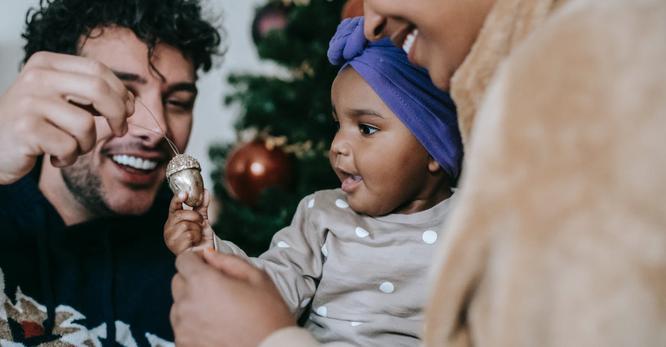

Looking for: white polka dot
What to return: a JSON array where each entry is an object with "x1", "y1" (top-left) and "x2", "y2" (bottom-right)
[
  {"x1": 355, "y1": 227, "x2": 369, "y2": 238},
  {"x1": 350, "y1": 321, "x2": 363, "y2": 327},
  {"x1": 277, "y1": 241, "x2": 290, "y2": 248},
  {"x1": 335, "y1": 199, "x2": 349, "y2": 208},
  {"x1": 300, "y1": 298, "x2": 311, "y2": 308},
  {"x1": 422, "y1": 230, "x2": 438, "y2": 244},
  {"x1": 307, "y1": 198, "x2": 315, "y2": 208},
  {"x1": 315, "y1": 306, "x2": 328, "y2": 317},
  {"x1": 321, "y1": 244, "x2": 328, "y2": 257},
  {"x1": 379, "y1": 281, "x2": 395, "y2": 293}
]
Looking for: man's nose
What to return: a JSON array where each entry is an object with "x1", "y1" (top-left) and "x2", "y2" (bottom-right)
[
  {"x1": 128, "y1": 96, "x2": 167, "y2": 147},
  {"x1": 364, "y1": 2, "x2": 388, "y2": 41}
]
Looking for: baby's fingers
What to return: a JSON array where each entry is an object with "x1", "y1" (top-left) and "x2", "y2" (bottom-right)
[
  {"x1": 166, "y1": 221, "x2": 203, "y2": 254},
  {"x1": 169, "y1": 192, "x2": 188, "y2": 213},
  {"x1": 195, "y1": 190, "x2": 211, "y2": 221}
]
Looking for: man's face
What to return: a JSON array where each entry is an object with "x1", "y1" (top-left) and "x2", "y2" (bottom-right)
[
  {"x1": 363, "y1": 0, "x2": 495, "y2": 90},
  {"x1": 329, "y1": 68, "x2": 436, "y2": 216},
  {"x1": 62, "y1": 26, "x2": 197, "y2": 216}
]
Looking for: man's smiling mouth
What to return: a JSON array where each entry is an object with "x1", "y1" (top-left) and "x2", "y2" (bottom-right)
[{"x1": 111, "y1": 154, "x2": 159, "y2": 171}]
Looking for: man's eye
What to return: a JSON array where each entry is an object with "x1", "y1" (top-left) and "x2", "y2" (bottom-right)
[
  {"x1": 166, "y1": 99, "x2": 194, "y2": 111},
  {"x1": 358, "y1": 123, "x2": 379, "y2": 135}
]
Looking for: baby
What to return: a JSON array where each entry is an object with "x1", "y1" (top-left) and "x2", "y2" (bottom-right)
[{"x1": 164, "y1": 17, "x2": 463, "y2": 346}]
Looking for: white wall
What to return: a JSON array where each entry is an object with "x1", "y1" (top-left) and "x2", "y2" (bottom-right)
[{"x1": 0, "y1": 0, "x2": 275, "y2": 190}]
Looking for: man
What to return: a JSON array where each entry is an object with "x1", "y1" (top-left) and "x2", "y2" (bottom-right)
[
  {"x1": 0, "y1": 0, "x2": 221, "y2": 345},
  {"x1": 170, "y1": 0, "x2": 666, "y2": 346}
]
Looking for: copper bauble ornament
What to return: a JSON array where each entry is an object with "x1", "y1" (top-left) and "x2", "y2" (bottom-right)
[
  {"x1": 224, "y1": 140, "x2": 292, "y2": 206},
  {"x1": 166, "y1": 154, "x2": 204, "y2": 207}
]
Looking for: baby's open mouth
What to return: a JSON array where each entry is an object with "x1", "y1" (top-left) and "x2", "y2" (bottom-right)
[{"x1": 341, "y1": 173, "x2": 362, "y2": 193}]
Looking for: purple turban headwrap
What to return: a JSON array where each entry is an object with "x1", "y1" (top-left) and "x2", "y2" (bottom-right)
[{"x1": 327, "y1": 17, "x2": 463, "y2": 181}]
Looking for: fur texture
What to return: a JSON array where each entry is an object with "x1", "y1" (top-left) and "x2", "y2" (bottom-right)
[
  {"x1": 451, "y1": 0, "x2": 565, "y2": 145},
  {"x1": 426, "y1": 0, "x2": 666, "y2": 345}
]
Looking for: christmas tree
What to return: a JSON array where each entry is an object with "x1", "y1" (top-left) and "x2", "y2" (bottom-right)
[{"x1": 209, "y1": 0, "x2": 361, "y2": 256}]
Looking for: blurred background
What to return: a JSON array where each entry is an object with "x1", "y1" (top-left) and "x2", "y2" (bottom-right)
[{"x1": 0, "y1": 0, "x2": 363, "y2": 255}]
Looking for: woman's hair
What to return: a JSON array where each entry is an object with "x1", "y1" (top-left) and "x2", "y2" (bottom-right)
[{"x1": 22, "y1": 0, "x2": 224, "y2": 72}]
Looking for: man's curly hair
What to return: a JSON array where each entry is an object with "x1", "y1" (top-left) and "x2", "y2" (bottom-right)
[{"x1": 22, "y1": 0, "x2": 223, "y2": 73}]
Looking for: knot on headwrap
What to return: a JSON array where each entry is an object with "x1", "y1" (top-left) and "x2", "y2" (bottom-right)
[
  {"x1": 327, "y1": 15, "x2": 367, "y2": 65},
  {"x1": 327, "y1": 17, "x2": 463, "y2": 182}
]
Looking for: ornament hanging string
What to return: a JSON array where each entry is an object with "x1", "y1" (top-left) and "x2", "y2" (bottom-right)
[
  {"x1": 131, "y1": 97, "x2": 213, "y2": 249},
  {"x1": 131, "y1": 97, "x2": 181, "y2": 157}
]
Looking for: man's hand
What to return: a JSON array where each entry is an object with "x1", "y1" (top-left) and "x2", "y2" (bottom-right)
[
  {"x1": 0, "y1": 51, "x2": 134, "y2": 184},
  {"x1": 164, "y1": 190, "x2": 214, "y2": 255},
  {"x1": 171, "y1": 251, "x2": 295, "y2": 347}
]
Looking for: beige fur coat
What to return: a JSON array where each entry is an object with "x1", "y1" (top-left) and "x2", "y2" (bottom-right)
[
  {"x1": 425, "y1": 0, "x2": 666, "y2": 346},
  {"x1": 260, "y1": 0, "x2": 666, "y2": 346}
]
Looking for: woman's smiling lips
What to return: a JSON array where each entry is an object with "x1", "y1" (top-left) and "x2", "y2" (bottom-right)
[{"x1": 390, "y1": 24, "x2": 417, "y2": 54}]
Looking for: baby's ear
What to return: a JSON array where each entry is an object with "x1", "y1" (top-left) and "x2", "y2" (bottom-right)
[{"x1": 427, "y1": 157, "x2": 441, "y2": 173}]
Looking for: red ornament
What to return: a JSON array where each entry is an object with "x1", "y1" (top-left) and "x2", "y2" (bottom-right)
[{"x1": 224, "y1": 140, "x2": 293, "y2": 206}]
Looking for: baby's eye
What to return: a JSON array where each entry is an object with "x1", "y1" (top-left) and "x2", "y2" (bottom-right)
[{"x1": 358, "y1": 123, "x2": 379, "y2": 136}]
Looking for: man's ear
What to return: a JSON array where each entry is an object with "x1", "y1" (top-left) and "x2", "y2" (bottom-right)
[{"x1": 427, "y1": 157, "x2": 441, "y2": 173}]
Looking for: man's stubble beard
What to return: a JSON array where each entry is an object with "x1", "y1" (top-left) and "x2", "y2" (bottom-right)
[{"x1": 61, "y1": 155, "x2": 114, "y2": 218}]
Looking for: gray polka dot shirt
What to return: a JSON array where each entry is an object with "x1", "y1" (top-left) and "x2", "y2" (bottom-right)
[{"x1": 216, "y1": 189, "x2": 456, "y2": 346}]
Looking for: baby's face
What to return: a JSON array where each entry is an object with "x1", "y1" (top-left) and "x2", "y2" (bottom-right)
[{"x1": 329, "y1": 68, "x2": 440, "y2": 216}]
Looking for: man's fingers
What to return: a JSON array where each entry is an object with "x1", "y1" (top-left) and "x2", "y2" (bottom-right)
[
  {"x1": 171, "y1": 273, "x2": 186, "y2": 301},
  {"x1": 175, "y1": 251, "x2": 209, "y2": 280},
  {"x1": 23, "y1": 52, "x2": 131, "y2": 136},
  {"x1": 30, "y1": 68, "x2": 126, "y2": 132},
  {"x1": 35, "y1": 97, "x2": 99, "y2": 154},
  {"x1": 25, "y1": 52, "x2": 127, "y2": 99},
  {"x1": 17, "y1": 96, "x2": 99, "y2": 162},
  {"x1": 202, "y1": 252, "x2": 259, "y2": 282},
  {"x1": 31, "y1": 121, "x2": 79, "y2": 167},
  {"x1": 169, "y1": 305, "x2": 179, "y2": 329}
]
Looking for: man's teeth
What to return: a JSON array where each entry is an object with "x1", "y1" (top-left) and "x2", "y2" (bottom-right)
[
  {"x1": 403, "y1": 29, "x2": 418, "y2": 54},
  {"x1": 112, "y1": 154, "x2": 158, "y2": 171},
  {"x1": 352, "y1": 175, "x2": 362, "y2": 181}
]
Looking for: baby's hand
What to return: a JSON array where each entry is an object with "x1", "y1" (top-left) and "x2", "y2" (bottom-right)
[{"x1": 164, "y1": 190, "x2": 215, "y2": 255}]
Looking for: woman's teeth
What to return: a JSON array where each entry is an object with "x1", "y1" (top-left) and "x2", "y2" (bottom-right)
[
  {"x1": 403, "y1": 29, "x2": 418, "y2": 54},
  {"x1": 112, "y1": 154, "x2": 158, "y2": 171}
]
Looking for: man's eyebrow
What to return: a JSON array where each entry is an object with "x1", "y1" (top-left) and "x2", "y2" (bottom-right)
[
  {"x1": 347, "y1": 108, "x2": 384, "y2": 118},
  {"x1": 112, "y1": 70, "x2": 197, "y2": 96},
  {"x1": 165, "y1": 82, "x2": 198, "y2": 96},
  {"x1": 112, "y1": 70, "x2": 147, "y2": 84}
]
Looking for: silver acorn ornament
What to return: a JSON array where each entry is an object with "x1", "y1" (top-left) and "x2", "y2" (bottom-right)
[{"x1": 166, "y1": 154, "x2": 204, "y2": 207}]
